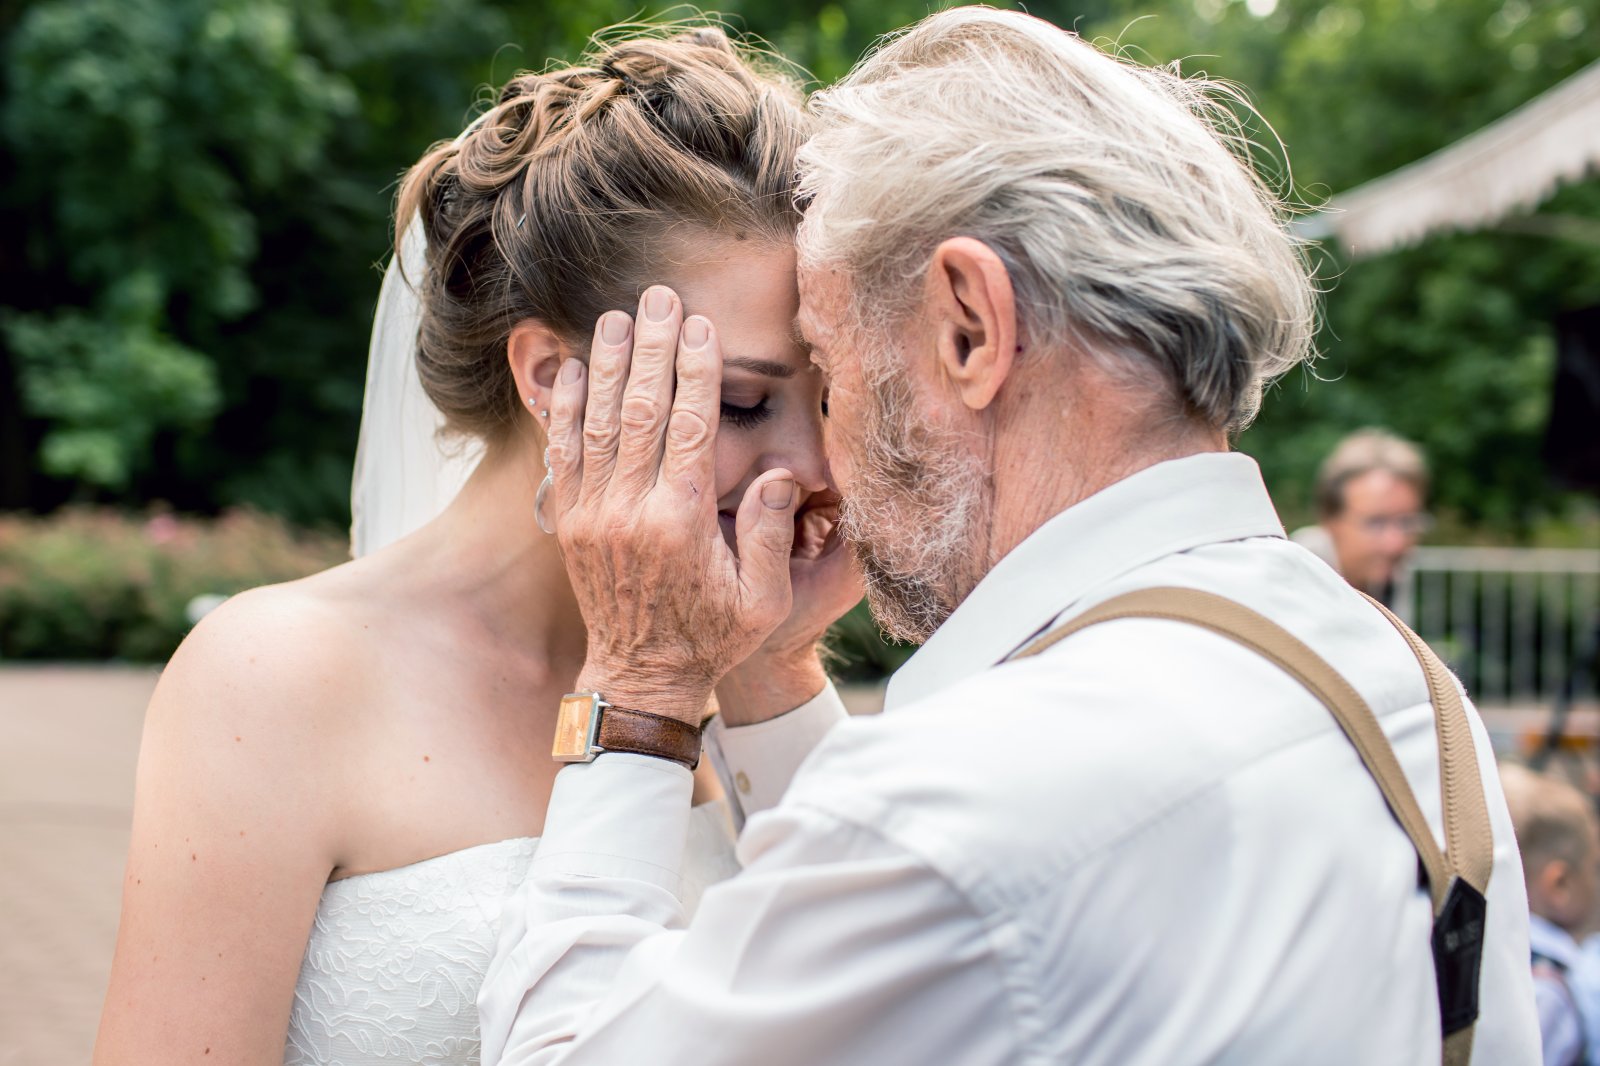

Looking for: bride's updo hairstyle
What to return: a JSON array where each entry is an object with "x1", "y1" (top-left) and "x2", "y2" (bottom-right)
[{"x1": 395, "y1": 26, "x2": 808, "y2": 443}]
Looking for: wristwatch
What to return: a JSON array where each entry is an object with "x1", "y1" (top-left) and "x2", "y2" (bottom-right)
[{"x1": 552, "y1": 691, "x2": 703, "y2": 770}]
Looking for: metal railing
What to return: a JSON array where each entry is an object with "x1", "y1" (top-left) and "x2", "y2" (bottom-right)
[{"x1": 1405, "y1": 546, "x2": 1600, "y2": 708}]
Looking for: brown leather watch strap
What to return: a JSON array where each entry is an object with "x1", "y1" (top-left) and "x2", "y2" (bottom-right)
[{"x1": 596, "y1": 705, "x2": 702, "y2": 769}]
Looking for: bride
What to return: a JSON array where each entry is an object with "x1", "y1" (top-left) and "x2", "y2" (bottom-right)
[{"x1": 94, "y1": 26, "x2": 860, "y2": 1065}]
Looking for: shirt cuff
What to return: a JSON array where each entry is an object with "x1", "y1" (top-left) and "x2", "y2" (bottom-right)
[
  {"x1": 703, "y1": 681, "x2": 849, "y2": 830},
  {"x1": 533, "y1": 752, "x2": 695, "y2": 893}
]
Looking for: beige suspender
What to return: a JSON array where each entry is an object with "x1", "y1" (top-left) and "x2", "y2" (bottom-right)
[{"x1": 1009, "y1": 587, "x2": 1493, "y2": 1066}]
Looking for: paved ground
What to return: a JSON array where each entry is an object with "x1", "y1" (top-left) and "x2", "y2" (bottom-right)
[
  {"x1": 0, "y1": 666, "x2": 160, "y2": 1066},
  {"x1": 2, "y1": 663, "x2": 1585, "y2": 1064}
]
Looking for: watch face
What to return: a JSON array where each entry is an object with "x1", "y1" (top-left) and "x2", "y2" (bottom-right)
[{"x1": 553, "y1": 693, "x2": 599, "y2": 762}]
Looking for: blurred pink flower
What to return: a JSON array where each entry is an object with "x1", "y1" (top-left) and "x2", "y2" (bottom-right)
[{"x1": 144, "y1": 513, "x2": 181, "y2": 544}]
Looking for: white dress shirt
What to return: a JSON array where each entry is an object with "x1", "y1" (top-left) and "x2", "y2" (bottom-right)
[
  {"x1": 479, "y1": 451, "x2": 1541, "y2": 1065},
  {"x1": 701, "y1": 687, "x2": 849, "y2": 831}
]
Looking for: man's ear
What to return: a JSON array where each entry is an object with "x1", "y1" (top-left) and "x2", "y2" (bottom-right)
[
  {"x1": 507, "y1": 320, "x2": 566, "y2": 417},
  {"x1": 1538, "y1": 859, "x2": 1571, "y2": 906},
  {"x1": 926, "y1": 237, "x2": 1019, "y2": 411}
]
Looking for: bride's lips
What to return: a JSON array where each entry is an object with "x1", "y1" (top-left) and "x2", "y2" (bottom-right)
[{"x1": 717, "y1": 488, "x2": 844, "y2": 562}]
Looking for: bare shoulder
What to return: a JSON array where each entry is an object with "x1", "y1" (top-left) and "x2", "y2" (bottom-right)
[
  {"x1": 96, "y1": 569, "x2": 385, "y2": 1062},
  {"x1": 133, "y1": 566, "x2": 390, "y2": 874},
  {"x1": 160, "y1": 568, "x2": 376, "y2": 716}
]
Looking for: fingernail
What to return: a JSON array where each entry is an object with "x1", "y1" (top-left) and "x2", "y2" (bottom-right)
[
  {"x1": 601, "y1": 311, "x2": 631, "y2": 345},
  {"x1": 644, "y1": 287, "x2": 673, "y2": 322},
  {"x1": 682, "y1": 316, "x2": 709, "y2": 348},
  {"x1": 761, "y1": 478, "x2": 794, "y2": 509},
  {"x1": 560, "y1": 359, "x2": 584, "y2": 384}
]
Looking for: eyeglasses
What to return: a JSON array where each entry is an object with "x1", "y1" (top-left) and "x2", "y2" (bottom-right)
[{"x1": 1355, "y1": 513, "x2": 1433, "y2": 537}]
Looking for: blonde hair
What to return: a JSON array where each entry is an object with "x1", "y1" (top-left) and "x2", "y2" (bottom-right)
[
  {"x1": 796, "y1": 7, "x2": 1315, "y2": 432},
  {"x1": 1314, "y1": 428, "x2": 1429, "y2": 519},
  {"x1": 396, "y1": 27, "x2": 808, "y2": 442},
  {"x1": 1501, "y1": 763, "x2": 1598, "y2": 875}
]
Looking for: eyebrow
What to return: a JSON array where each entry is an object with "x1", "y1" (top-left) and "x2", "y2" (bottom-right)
[{"x1": 723, "y1": 356, "x2": 796, "y2": 379}]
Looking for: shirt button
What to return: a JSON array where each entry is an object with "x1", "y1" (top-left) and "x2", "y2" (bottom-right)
[{"x1": 735, "y1": 771, "x2": 752, "y2": 795}]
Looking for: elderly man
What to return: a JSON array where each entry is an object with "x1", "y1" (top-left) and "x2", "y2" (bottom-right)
[
  {"x1": 478, "y1": 9, "x2": 1539, "y2": 1063},
  {"x1": 1291, "y1": 428, "x2": 1432, "y2": 615}
]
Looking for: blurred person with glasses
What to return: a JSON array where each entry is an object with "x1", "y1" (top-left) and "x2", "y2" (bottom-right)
[{"x1": 1291, "y1": 428, "x2": 1431, "y2": 617}]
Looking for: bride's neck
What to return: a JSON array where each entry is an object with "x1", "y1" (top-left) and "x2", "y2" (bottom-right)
[{"x1": 401, "y1": 438, "x2": 587, "y2": 667}]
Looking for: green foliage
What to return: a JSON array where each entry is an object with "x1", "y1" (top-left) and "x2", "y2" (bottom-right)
[
  {"x1": 1245, "y1": 211, "x2": 1598, "y2": 531},
  {"x1": 0, "y1": 0, "x2": 513, "y2": 518},
  {"x1": 1059, "y1": 0, "x2": 1600, "y2": 533},
  {"x1": 0, "y1": 508, "x2": 348, "y2": 661},
  {"x1": 1, "y1": 0, "x2": 1595, "y2": 535},
  {"x1": 6, "y1": 0, "x2": 354, "y2": 310},
  {"x1": 2, "y1": 273, "x2": 220, "y2": 488},
  {"x1": 3, "y1": 0, "x2": 354, "y2": 498},
  {"x1": 826, "y1": 601, "x2": 918, "y2": 681}
]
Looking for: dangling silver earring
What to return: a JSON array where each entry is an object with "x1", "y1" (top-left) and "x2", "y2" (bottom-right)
[
  {"x1": 534, "y1": 403, "x2": 555, "y2": 534},
  {"x1": 534, "y1": 446, "x2": 555, "y2": 534}
]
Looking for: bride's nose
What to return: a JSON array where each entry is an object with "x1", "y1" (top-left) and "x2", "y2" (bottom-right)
[{"x1": 758, "y1": 419, "x2": 829, "y2": 493}]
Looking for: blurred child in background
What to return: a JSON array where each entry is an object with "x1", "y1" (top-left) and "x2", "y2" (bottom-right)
[{"x1": 1503, "y1": 764, "x2": 1600, "y2": 1066}]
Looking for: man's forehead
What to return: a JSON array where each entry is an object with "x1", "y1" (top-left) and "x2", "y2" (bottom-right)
[{"x1": 795, "y1": 263, "x2": 850, "y2": 338}]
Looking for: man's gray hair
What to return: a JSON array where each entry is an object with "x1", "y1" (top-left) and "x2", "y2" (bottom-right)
[
  {"x1": 796, "y1": 7, "x2": 1316, "y2": 432},
  {"x1": 1314, "y1": 428, "x2": 1429, "y2": 519}
]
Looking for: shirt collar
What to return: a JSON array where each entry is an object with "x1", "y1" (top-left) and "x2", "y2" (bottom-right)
[
  {"x1": 1532, "y1": 914, "x2": 1582, "y2": 969},
  {"x1": 883, "y1": 451, "x2": 1285, "y2": 711}
]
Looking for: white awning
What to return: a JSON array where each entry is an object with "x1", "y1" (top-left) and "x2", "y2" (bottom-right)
[{"x1": 1295, "y1": 59, "x2": 1600, "y2": 258}]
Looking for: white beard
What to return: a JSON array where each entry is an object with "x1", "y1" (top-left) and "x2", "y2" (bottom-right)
[{"x1": 837, "y1": 344, "x2": 991, "y2": 644}]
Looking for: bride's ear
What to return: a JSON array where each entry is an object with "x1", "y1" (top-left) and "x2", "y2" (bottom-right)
[{"x1": 507, "y1": 320, "x2": 566, "y2": 417}]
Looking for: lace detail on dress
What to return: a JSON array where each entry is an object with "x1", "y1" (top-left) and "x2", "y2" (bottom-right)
[
  {"x1": 283, "y1": 800, "x2": 739, "y2": 1065},
  {"x1": 284, "y1": 837, "x2": 539, "y2": 1065}
]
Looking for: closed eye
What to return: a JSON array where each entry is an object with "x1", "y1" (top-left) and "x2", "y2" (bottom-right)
[{"x1": 720, "y1": 399, "x2": 773, "y2": 429}]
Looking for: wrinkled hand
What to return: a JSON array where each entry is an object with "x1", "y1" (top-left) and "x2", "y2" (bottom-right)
[
  {"x1": 548, "y1": 286, "x2": 801, "y2": 726},
  {"x1": 715, "y1": 490, "x2": 861, "y2": 726}
]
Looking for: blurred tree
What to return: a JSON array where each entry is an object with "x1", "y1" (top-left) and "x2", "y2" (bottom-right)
[
  {"x1": 3, "y1": 0, "x2": 353, "y2": 496},
  {"x1": 1063, "y1": 0, "x2": 1600, "y2": 530},
  {"x1": 1, "y1": 0, "x2": 1596, "y2": 538},
  {"x1": 0, "y1": 0, "x2": 515, "y2": 523}
]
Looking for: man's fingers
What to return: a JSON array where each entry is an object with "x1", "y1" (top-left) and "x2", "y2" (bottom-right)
[
  {"x1": 547, "y1": 356, "x2": 587, "y2": 518},
  {"x1": 612, "y1": 286, "x2": 682, "y2": 496},
  {"x1": 659, "y1": 315, "x2": 721, "y2": 501},
  {"x1": 581, "y1": 310, "x2": 635, "y2": 499},
  {"x1": 733, "y1": 470, "x2": 798, "y2": 630}
]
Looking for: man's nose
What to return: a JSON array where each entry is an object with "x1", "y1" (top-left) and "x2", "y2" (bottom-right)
[{"x1": 1380, "y1": 527, "x2": 1414, "y2": 555}]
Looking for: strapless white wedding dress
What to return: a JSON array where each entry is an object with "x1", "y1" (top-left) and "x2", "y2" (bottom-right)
[{"x1": 283, "y1": 803, "x2": 740, "y2": 1064}]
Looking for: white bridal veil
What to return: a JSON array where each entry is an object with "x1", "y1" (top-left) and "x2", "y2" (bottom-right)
[{"x1": 348, "y1": 219, "x2": 485, "y2": 558}]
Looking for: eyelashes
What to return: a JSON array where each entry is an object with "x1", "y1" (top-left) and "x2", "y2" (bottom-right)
[
  {"x1": 719, "y1": 388, "x2": 828, "y2": 429},
  {"x1": 720, "y1": 400, "x2": 773, "y2": 429}
]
